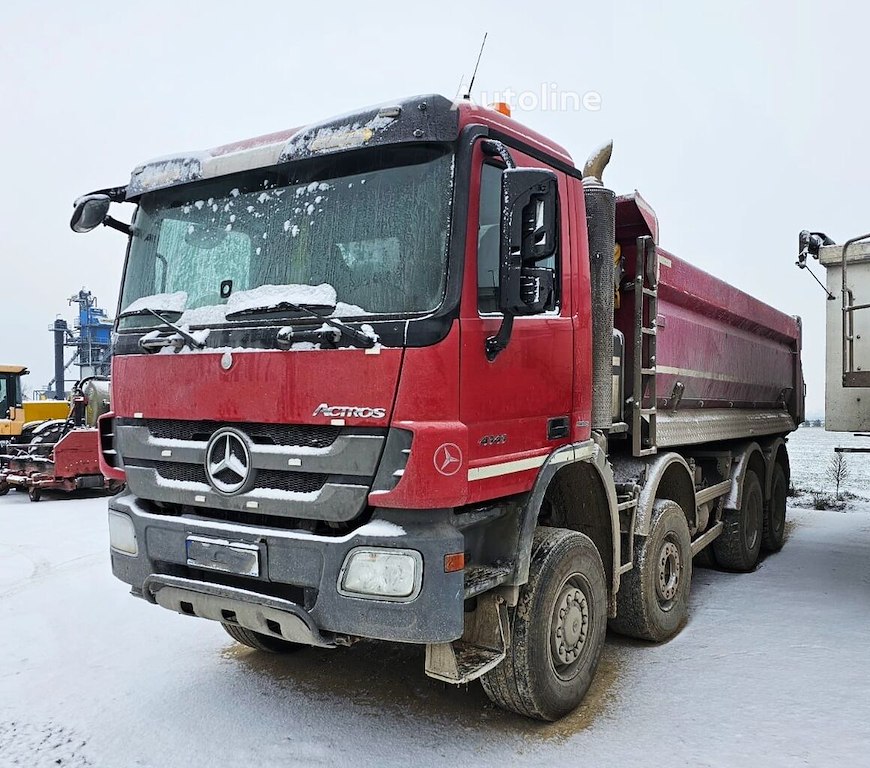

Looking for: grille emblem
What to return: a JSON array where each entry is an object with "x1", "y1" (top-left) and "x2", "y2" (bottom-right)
[{"x1": 205, "y1": 429, "x2": 251, "y2": 495}]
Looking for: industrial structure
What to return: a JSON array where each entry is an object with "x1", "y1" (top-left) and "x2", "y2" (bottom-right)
[{"x1": 48, "y1": 290, "x2": 113, "y2": 398}]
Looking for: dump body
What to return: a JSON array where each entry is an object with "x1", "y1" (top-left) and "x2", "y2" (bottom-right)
[{"x1": 615, "y1": 233, "x2": 802, "y2": 447}]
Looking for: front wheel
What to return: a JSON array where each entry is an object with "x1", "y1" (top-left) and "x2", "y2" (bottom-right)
[
  {"x1": 28, "y1": 486, "x2": 41, "y2": 502},
  {"x1": 480, "y1": 527, "x2": 607, "y2": 721},
  {"x1": 221, "y1": 622, "x2": 303, "y2": 653},
  {"x1": 609, "y1": 499, "x2": 692, "y2": 642},
  {"x1": 0, "y1": 481, "x2": 9, "y2": 496}
]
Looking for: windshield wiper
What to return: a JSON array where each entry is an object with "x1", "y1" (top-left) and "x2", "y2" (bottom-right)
[
  {"x1": 118, "y1": 307, "x2": 182, "y2": 319},
  {"x1": 138, "y1": 308, "x2": 206, "y2": 351},
  {"x1": 227, "y1": 302, "x2": 375, "y2": 348}
]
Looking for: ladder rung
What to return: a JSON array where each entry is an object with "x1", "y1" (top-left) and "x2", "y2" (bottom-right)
[
  {"x1": 641, "y1": 327, "x2": 657, "y2": 335},
  {"x1": 640, "y1": 407, "x2": 657, "y2": 415},
  {"x1": 642, "y1": 287, "x2": 657, "y2": 297},
  {"x1": 641, "y1": 367, "x2": 656, "y2": 375}
]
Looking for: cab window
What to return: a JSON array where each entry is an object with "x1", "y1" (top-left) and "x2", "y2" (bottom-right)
[{"x1": 477, "y1": 161, "x2": 559, "y2": 314}]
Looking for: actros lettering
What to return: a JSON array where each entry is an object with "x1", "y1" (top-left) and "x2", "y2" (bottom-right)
[{"x1": 312, "y1": 403, "x2": 387, "y2": 419}]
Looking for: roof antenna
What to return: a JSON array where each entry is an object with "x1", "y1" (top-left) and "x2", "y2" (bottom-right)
[{"x1": 463, "y1": 33, "x2": 488, "y2": 100}]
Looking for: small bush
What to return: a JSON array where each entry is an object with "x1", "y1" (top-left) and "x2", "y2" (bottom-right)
[{"x1": 812, "y1": 491, "x2": 835, "y2": 510}]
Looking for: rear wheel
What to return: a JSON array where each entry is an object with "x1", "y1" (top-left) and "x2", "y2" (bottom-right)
[
  {"x1": 0, "y1": 481, "x2": 9, "y2": 496},
  {"x1": 221, "y1": 622, "x2": 303, "y2": 653},
  {"x1": 610, "y1": 499, "x2": 692, "y2": 642},
  {"x1": 762, "y1": 464, "x2": 787, "y2": 552},
  {"x1": 713, "y1": 469, "x2": 763, "y2": 571},
  {"x1": 480, "y1": 527, "x2": 607, "y2": 721}
]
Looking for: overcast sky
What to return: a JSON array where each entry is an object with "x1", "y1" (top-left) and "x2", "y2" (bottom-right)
[{"x1": 2, "y1": 0, "x2": 866, "y2": 415}]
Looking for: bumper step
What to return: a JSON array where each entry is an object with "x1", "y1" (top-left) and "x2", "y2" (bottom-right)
[{"x1": 463, "y1": 563, "x2": 512, "y2": 599}]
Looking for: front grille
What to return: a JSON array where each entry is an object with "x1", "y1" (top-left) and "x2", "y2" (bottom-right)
[
  {"x1": 152, "y1": 461, "x2": 328, "y2": 495},
  {"x1": 135, "y1": 419, "x2": 342, "y2": 448},
  {"x1": 255, "y1": 468, "x2": 329, "y2": 494}
]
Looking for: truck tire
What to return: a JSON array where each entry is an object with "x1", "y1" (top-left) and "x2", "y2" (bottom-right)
[
  {"x1": 28, "y1": 486, "x2": 41, "y2": 502},
  {"x1": 762, "y1": 464, "x2": 787, "y2": 552},
  {"x1": 480, "y1": 527, "x2": 607, "y2": 721},
  {"x1": 0, "y1": 481, "x2": 9, "y2": 496},
  {"x1": 713, "y1": 469, "x2": 763, "y2": 571},
  {"x1": 609, "y1": 499, "x2": 692, "y2": 642},
  {"x1": 221, "y1": 622, "x2": 303, "y2": 653}
]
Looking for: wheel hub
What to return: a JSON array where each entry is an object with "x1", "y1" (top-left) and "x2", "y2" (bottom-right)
[
  {"x1": 552, "y1": 585, "x2": 589, "y2": 666},
  {"x1": 656, "y1": 540, "x2": 681, "y2": 604}
]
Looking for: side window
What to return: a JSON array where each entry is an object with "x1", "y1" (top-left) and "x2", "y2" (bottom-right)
[
  {"x1": 477, "y1": 161, "x2": 560, "y2": 314},
  {"x1": 0, "y1": 376, "x2": 8, "y2": 420},
  {"x1": 477, "y1": 163, "x2": 502, "y2": 313}
]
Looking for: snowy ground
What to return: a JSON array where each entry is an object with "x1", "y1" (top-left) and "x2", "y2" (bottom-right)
[{"x1": 2, "y1": 454, "x2": 869, "y2": 766}]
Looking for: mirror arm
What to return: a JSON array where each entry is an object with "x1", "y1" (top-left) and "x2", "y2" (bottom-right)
[
  {"x1": 94, "y1": 185, "x2": 128, "y2": 203},
  {"x1": 482, "y1": 140, "x2": 516, "y2": 169},
  {"x1": 485, "y1": 312, "x2": 514, "y2": 362},
  {"x1": 103, "y1": 216, "x2": 131, "y2": 236}
]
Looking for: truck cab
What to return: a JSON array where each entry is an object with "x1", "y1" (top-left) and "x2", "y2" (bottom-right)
[
  {"x1": 72, "y1": 94, "x2": 802, "y2": 721},
  {"x1": 0, "y1": 365, "x2": 26, "y2": 436}
]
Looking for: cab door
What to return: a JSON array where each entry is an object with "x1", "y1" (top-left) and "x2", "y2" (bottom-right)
[{"x1": 459, "y1": 141, "x2": 574, "y2": 504}]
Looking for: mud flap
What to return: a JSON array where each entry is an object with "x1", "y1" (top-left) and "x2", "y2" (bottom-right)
[{"x1": 424, "y1": 592, "x2": 509, "y2": 684}]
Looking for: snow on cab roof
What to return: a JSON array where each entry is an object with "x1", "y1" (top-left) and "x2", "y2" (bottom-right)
[{"x1": 126, "y1": 94, "x2": 579, "y2": 199}]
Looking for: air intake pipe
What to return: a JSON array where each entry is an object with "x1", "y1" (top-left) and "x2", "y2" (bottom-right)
[{"x1": 583, "y1": 141, "x2": 617, "y2": 430}]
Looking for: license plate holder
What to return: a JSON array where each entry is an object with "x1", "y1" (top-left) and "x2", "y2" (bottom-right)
[{"x1": 186, "y1": 536, "x2": 260, "y2": 578}]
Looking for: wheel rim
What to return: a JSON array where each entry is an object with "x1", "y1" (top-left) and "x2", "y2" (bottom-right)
[
  {"x1": 745, "y1": 487, "x2": 761, "y2": 550},
  {"x1": 549, "y1": 574, "x2": 590, "y2": 681},
  {"x1": 772, "y1": 482, "x2": 786, "y2": 536},
  {"x1": 656, "y1": 537, "x2": 682, "y2": 610}
]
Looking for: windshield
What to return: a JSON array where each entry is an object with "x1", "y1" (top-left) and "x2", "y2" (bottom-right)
[{"x1": 119, "y1": 146, "x2": 453, "y2": 329}]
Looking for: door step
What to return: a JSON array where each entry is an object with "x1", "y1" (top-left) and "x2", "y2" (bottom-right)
[{"x1": 425, "y1": 592, "x2": 509, "y2": 684}]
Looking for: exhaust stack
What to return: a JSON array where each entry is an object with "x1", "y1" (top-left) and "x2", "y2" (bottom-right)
[{"x1": 583, "y1": 141, "x2": 617, "y2": 430}]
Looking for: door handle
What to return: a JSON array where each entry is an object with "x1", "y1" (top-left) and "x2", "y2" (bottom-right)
[{"x1": 547, "y1": 416, "x2": 570, "y2": 440}]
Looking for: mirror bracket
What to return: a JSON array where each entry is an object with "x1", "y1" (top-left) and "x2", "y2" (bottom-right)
[
  {"x1": 104, "y1": 216, "x2": 131, "y2": 236},
  {"x1": 485, "y1": 313, "x2": 514, "y2": 362}
]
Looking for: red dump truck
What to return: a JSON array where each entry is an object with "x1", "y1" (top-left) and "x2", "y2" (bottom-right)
[{"x1": 71, "y1": 94, "x2": 803, "y2": 721}]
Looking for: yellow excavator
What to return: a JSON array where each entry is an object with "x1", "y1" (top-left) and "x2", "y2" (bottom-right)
[{"x1": 0, "y1": 366, "x2": 70, "y2": 443}]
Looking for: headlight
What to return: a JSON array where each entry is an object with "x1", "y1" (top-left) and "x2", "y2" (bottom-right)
[
  {"x1": 108, "y1": 511, "x2": 138, "y2": 555},
  {"x1": 338, "y1": 548, "x2": 422, "y2": 601}
]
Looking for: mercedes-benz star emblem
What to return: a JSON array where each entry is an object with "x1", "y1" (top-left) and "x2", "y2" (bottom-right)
[
  {"x1": 433, "y1": 443, "x2": 462, "y2": 477},
  {"x1": 205, "y1": 429, "x2": 252, "y2": 495}
]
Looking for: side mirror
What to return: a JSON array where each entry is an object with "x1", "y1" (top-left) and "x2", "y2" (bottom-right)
[
  {"x1": 499, "y1": 168, "x2": 558, "y2": 315},
  {"x1": 485, "y1": 167, "x2": 558, "y2": 361},
  {"x1": 70, "y1": 194, "x2": 111, "y2": 233},
  {"x1": 797, "y1": 229, "x2": 834, "y2": 267}
]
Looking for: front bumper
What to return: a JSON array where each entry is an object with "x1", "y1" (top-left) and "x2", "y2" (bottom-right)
[{"x1": 109, "y1": 492, "x2": 465, "y2": 644}]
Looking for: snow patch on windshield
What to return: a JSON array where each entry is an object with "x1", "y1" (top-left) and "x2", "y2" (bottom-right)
[
  {"x1": 122, "y1": 291, "x2": 188, "y2": 315},
  {"x1": 227, "y1": 283, "x2": 337, "y2": 313},
  {"x1": 171, "y1": 284, "x2": 373, "y2": 326},
  {"x1": 333, "y1": 301, "x2": 368, "y2": 317},
  {"x1": 126, "y1": 286, "x2": 374, "y2": 327}
]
